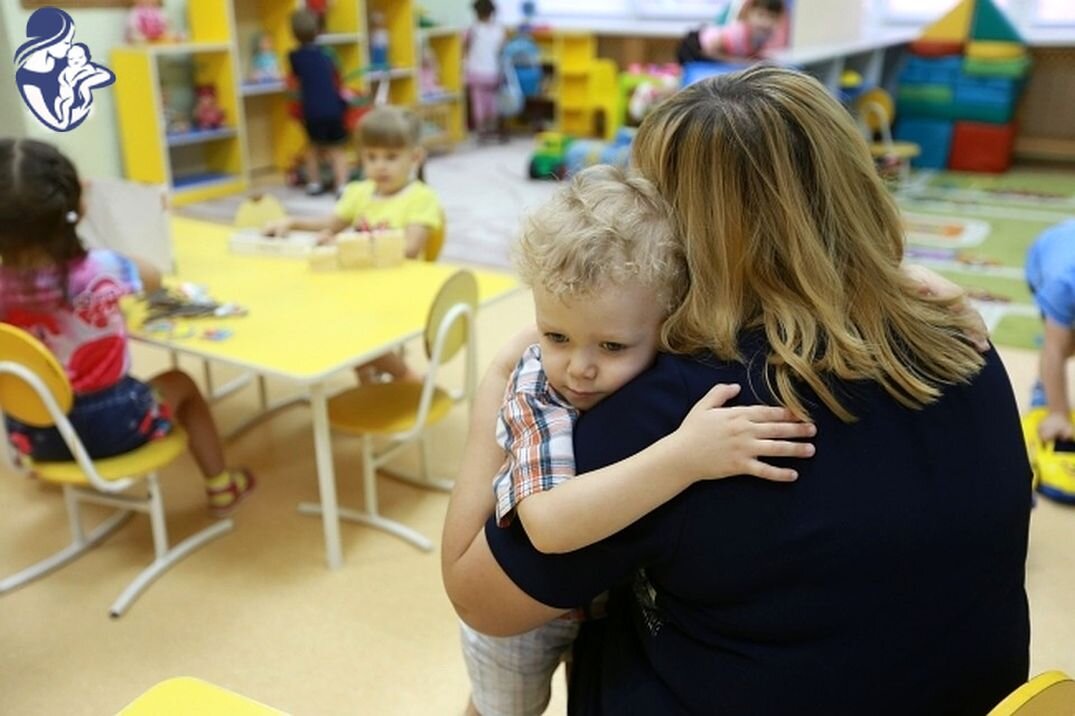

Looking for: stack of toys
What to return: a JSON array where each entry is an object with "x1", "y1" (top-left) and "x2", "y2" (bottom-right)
[
  {"x1": 894, "y1": 0, "x2": 1030, "y2": 173},
  {"x1": 308, "y1": 230, "x2": 405, "y2": 271}
]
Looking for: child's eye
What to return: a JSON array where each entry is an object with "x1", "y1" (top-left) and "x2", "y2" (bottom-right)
[
  {"x1": 543, "y1": 333, "x2": 567, "y2": 344},
  {"x1": 601, "y1": 342, "x2": 627, "y2": 352}
]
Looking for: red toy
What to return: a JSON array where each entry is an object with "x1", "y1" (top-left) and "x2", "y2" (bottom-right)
[{"x1": 192, "y1": 85, "x2": 225, "y2": 130}]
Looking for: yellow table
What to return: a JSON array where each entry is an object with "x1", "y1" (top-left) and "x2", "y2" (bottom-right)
[
  {"x1": 134, "y1": 217, "x2": 519, "y2": 568},
  {"x1": 118, "y1": 676, "x2": 286, "y2": 715}
]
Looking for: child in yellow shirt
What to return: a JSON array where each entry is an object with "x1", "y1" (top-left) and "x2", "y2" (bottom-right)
[{"x1": 266, "y1": 105, "x2": 443, "y2": 381}]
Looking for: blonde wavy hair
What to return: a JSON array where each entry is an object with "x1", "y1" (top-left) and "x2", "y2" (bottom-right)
[
  {"x1": 514, "y1": 164, "x2": 686, "y2": 314},
  {"x1": 633, "y1": 65, "x2": 983, "y2": 421}
]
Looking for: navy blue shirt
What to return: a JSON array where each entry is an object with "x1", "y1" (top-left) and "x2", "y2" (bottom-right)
[
  {"x1": 288, "y1": 43, "x2": 344, "y2": 120},
  {"x1": 487, "y1": 346, "x2": 1031, "y2": 715}
]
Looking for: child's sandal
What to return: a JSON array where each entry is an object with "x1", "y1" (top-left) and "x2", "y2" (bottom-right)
[{"x1": 207, "y1": 468, "x2": 256, "y2": 517}]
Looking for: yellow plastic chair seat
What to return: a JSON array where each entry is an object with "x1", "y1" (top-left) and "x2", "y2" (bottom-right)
[
  {"x1": 118, "y1": 676, "x2": 287, "y2": 715},
  {"x1": 870, "y1": 141, "x2": 921, "y2": 159},
  {"x1": 988, "y1": 670, "x2": 1075, "y2": 715},
  {"x1": 29, "y1": 428, "x2": 188, "y2": 485},
  {"x1": 328, "y1": 383, "x2": 454, "y2": 435}
]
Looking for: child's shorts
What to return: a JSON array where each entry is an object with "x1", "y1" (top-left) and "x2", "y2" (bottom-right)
[
  {"x1": 460, "y1": 617, "x2": 580, "y2": 716},
  {"x1": 304, "y1": 116, "x2": 348, "y2": 146},
  {"x1": 6, "y1": 375, "x2": 172, "y2": 461}
]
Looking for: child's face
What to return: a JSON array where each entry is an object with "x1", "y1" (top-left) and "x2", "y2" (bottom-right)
[
  {"x1": 533, "y1": 282, "x2": 665, "y2": 411},
  {"x1": 361, "y1": 145, "x2": 422, "y2": 195},
  {"x1": 745, "y1": 8, "x2": 780, "y2": 37},
  {"x1": 66, "y1": 46, "x2": 87, "y2": 68}
]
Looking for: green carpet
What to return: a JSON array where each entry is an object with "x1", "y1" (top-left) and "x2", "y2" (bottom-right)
[{"x1": 897, "y1": 170, "x2": 1075, "y2": 350}]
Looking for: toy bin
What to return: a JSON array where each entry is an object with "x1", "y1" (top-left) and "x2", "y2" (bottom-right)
[
  {"x1": 894, "y1": 117, "x2": 954, "y2": 169},
  {"x1": 948, "y1": 121, "x2": 1017, "y2": 173}
]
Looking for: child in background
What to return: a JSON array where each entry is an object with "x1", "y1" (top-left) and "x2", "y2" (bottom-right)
[
  {"x1": 464, "y1": 0, "x2": 506, "y2": 141},
  {"x1": 1027, "y1": 219, "x2": 1075, "y2": 443},
  {"x1": 265, "y1": 106, "x2": 443, "y2": 383},
  {"x1": 289, "y1": 8, "x2": 350, "y2": 197},
  {"x1": 0, "y1": 139, "x2": 254, "y2": 516},
  {"x1": 676, "y1": 0, "x2": 786, "y2": 64},
  {"x1": 459, "y1": 165, "x2": 816, "y2": 716}
]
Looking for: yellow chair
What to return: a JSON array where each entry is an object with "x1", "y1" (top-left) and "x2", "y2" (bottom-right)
[
  {"x1": 299, "y1": 270, "x2": 479, "y2": 551},
  {"x1": 988, "y1": 671, "x2": 1075, "y2": 715},
  {"x1": 118, "y1": 676, "x2": 287, "y2": 715},
  {"x1": 423, "y1": 208, "x2": 447, "y2": 262},
  {"x1": 0, "y1": 324, "x2": 232, "y2": 617},
  {"x1": 855, "y1": 87, "x2": 921, "y2": 187}
]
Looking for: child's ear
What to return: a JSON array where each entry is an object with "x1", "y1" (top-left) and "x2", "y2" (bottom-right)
[{"x1": 411, "y1": 146, "x2": 427, "y2": 167}]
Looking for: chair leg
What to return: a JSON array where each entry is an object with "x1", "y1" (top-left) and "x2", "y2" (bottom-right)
[
  {"x1": 0, "y1": 486, "x2": 133, "y2": 594},
  {"x1": 108, "y1": 474, "x2": 233, "y2": 618},
  {"x1": 379, "y1": 435, "x2": 454, "y2": 493}
]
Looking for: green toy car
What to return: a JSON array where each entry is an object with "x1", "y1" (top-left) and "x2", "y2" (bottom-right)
[{"x1": 528, "y1": 132, "x2": 572, "y2": 180}]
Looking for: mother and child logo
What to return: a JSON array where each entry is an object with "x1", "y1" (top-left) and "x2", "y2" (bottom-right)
[{"x1": 14, "y1": 7, "x2": 115, "y2": 132}]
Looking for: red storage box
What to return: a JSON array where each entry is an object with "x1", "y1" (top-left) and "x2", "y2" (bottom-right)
[{"x1": 948, "y1": 121, "x2": 1017, "y2": 173}]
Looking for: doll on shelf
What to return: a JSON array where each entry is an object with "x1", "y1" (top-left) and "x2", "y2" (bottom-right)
[
  {"x1": 369, "y1": 11, "x2": 390, "y2": 70},
  {"x1": 192, "y1": 85, "x2": 225, "y2": 130},
  {"x1": 126, "y1": 0, "x2": 180, "y2": 44},
  {"x1": 249, "y1": 33, "x2": 283, "y2": 83}
]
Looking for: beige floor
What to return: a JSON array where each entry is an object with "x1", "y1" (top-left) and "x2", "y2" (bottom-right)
[{"x1": 2, "y1": 143, "x2": 1074, "y2": 713}]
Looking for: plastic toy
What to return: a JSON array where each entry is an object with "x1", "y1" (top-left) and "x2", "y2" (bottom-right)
[
  {"x1": 192, "y1": 85, "x2": 225, "y2": 130},
  {"x1": 369, "y1": 11, "x2": 390, "y2": 70},
  {"x1": 528, "y1": 132, "x2": 572, "y2": 180},
  {"x1": 1022, "y1": 408, "x2": 1075, "y2": 503},
  {"x1": 249, "y1": 33, "x2": 282, "y2": 83},
  {"x1": 126, "y1": 0, "x2": 174, "y2": 43},
  {"x1": 563, "y1": 127, "x2": 635, "y2": 177}
]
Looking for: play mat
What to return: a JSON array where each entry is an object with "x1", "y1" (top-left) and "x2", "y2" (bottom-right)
[{"x1": 897, "y1": 170, "x2": 1075, "y2": 349}]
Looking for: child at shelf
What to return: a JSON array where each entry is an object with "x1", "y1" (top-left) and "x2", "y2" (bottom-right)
[
  {"x1": 288, "y1": 8, "x2": 351, "y2": 196},
  {"x1": 464, "y1": 0, "x2": 506, "y2": 140},
  {"x1": 676, "y1": 0, "x2": 788, "y2": 64},
  {"x1": 0, "y1": 138, "x2": 254, "y2": 516},
  {"x1": 264, "y1": 106, "x2": 442, "y2": 383}
]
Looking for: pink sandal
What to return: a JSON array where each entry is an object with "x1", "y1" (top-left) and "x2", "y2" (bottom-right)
[{"x1": 207, "y1": 468, "x2": 256, "y2": 517}]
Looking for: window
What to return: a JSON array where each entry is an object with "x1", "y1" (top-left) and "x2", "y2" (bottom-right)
[
  {"x1": 634, "y1": 0, "x2": 729, "y2": 20},
  {"x1": 1034, "y1": 0, "x2": 1075, "y2": 25},
  {"x1": 531, "y1": 0, "x2": 631, "y2": 17},
  {"x1": 881, "y1": 0, "x2": 1009, "y2": 24}
]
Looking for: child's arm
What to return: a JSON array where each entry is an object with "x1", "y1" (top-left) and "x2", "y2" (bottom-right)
[
  {"x1": 403, "y1": 223, "x2": 431, "y2": 259},
  {"x1": 516, "y1": 383, "x2": 815, "y2": 554},
  {"x1": 128, "y1": 255, "x2": 162, "y2": 294},
  {"x1": 263, "y1": 214, "x2": 349, "y2": 238},
  {"x1": 1039, "y1": 317, "x2": 1075, "y2": 441}
]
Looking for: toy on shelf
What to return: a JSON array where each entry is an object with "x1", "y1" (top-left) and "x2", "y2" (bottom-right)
[
  {"x1": 419, "y1": 38, "x2": 444, "y2": 98},
  {"x1": 248, "y1": 32, "x2": 283, "y2": 83},
  {"x1": 126, "y1": 0, "x2": 182, "y2": 44},
  {"x1": 370, "y1": 11, "x2": 390, "y2": 70},
  {"x1": 161, "y1": 88, "x2": 190, "y2": 134},
  {"x1": 192, "y1": 84, "x2": 225, "y2": 130},
  {"x1": 309, "y1": 229, "x2": 406, "y2": 271}
]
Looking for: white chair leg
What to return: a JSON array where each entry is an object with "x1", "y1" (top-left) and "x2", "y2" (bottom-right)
[
  {"x1": 0, "y1": 507, "x2": 133, "y2": 594},
  {"x1": 109, "y1": 518, "x2": 233, "y2": 618},
  {"x1": 380, "y1": 435, "x2": 454, "y2": 493},
  {"x1": 363, "y1": 435, "x2": 378, "y2": 515},
  {"x1": 297, "y1": 503, "x2": 433, "y2": 552}
]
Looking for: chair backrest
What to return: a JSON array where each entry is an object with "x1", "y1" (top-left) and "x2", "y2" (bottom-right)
[
  {"x1": 423, "y1": 208, "x2": 447, "y2": 262},
  {"x1": 988, "y1": 671, "x2": 1075, "y2": 716},
  {"x1": 423, "y1": 269, "x2": 478, "y2": 362},
  {"x1": 0, "y1": 323, "x2": 72, "y2": 427}
]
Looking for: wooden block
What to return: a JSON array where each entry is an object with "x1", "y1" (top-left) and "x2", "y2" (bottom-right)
[
  {"x1": 920, "y1": 0, "x2": 973, "y2": 43},
  {"x1": 308, "y1": 245, "x2": 339, "y2": 271},
  {"x1": 372, "y1": 229, "x2": 405, "y2": 268},
  {"x1": 337, "y1": 231, "x2": 373, "y2": 269}
]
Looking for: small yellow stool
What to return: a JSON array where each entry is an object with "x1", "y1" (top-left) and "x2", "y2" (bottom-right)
[{"x1": 117, "y1": 677, "x2": 287, "y2": 715}]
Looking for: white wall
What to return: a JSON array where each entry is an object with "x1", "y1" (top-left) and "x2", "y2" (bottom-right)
[{"x1": 421, "y1": 0, "x2": 480, "y2": 28}]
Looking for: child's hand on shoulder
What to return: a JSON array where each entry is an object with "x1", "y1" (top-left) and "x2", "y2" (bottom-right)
[
  {"x1": 262, "y1": 218, "x2": 292, "y2": 237},
  {"x1": 668, "y1": 384, "x2": 815, "y2": 484}
]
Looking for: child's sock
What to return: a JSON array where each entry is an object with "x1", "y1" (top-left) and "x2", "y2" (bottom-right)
[{"x1": 206, "y1": 468, "x2": 256, "y2": 517}]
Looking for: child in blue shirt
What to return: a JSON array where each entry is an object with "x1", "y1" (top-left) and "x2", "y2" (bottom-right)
[
  {"x1": 1026, "y1": 219, "x2": 1075, "y2": 442},
  {"x1": 289, "y1": 9, "x2": 350, "y2": 196}
]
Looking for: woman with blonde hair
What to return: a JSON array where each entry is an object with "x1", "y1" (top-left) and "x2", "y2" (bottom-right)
[{"x1": 443, "y1": 66, "x2": 1031, "y2": 713}]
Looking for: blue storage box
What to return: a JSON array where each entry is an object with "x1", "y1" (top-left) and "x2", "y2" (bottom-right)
[
  {"x1": 899, "y1": 56, "x2": 963, "y2": 84},
  {"x1": 894, "y1": 117, "x2": 954, "y2": 169}
]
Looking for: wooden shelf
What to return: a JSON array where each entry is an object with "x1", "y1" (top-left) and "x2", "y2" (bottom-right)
[
  {"x1": 143, "y1": 41, "x2": 231, "y2": 56},
  {"x1": 367, "y1": 67, "x2": 415, "y2": 80},
  {"x1": 166, "y1": 127, "x2": 239, "y2": 147},
  {"x1": 419, "y1": 91, "x2": 461, "y2": 105},
  {"x1": 419, "y1": 26, "x2": 462, "y2": 39},
  {"x1": 316, "y1": 32, "x2": 363, "y2": 46}
]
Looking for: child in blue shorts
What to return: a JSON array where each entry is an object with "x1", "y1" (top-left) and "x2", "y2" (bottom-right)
[{"x1": 0, "y1": 139, "x2": 254, "y2": 516}]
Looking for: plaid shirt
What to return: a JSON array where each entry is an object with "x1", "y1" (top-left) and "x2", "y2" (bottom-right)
[{"x1": 493, "y1": 344, "x2": 579, "y2": 526}]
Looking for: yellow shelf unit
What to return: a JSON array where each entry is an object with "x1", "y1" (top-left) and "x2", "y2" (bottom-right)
[
  {"x1": 530, "y1": 30, "x2": 605, "y2": 138},
  {"x1": 417, "y1": 26, "x2": 465, "y2": 149},
  {"x1": 367, "y1": 0, "x2": 417, "y2": 107},
  {"x1": 112, "y1": 0, "x2": 248, "y2": 207}
]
